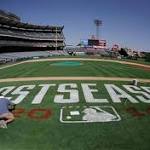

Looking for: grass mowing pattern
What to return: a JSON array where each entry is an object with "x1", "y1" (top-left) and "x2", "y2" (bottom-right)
[
  {"x1": 0, "y1": 59, "x2": 149, "y2": 150},
  {"x1": 0, "y1": 61, "x2": 149, "y2": 79},
  {"x1": 0, "y1": 80, "x2": 150, "y2": 150}
]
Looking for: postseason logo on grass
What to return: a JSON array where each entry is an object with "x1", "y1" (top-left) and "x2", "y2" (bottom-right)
[
  {"x1": 60, "y1": 105, "x2": 121, "y2": 123},
  {"x1": 0, "y1": 83, "x2": 150, "y2": 124}
]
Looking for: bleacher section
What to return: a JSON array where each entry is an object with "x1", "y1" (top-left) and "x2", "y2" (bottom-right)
[
  {"x1": 0, "y1": 10, "x2": 65, "y2": 52},
  {"x1": 0, "y1": 27, "x2": 64, "y2": 40}
]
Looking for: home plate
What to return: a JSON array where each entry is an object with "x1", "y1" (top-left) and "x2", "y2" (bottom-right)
[{"x1": 70, "y1": 111, "x2": 80, "y2": 115}]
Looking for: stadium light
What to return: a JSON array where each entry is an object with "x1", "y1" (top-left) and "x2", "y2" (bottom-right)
[
  {"x1": 94, "y1": 19, "x2": 102, "y2": 40},
  {"x1": 55, "y1": 27, "x2": 58, "y2": 51}
]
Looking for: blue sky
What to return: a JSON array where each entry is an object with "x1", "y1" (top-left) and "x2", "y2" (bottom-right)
[{"x1": 0, "y1": 0, "x2": 150, "y2": 51}]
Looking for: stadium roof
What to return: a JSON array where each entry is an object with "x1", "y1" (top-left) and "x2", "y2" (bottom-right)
[{"x1": 0, "y1": 10, "x2": 64, "y2": 31}]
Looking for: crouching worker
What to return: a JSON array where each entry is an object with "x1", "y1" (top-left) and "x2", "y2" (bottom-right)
[{"x1": 0, "y1": 96, "x2": 15, "y2": 129}]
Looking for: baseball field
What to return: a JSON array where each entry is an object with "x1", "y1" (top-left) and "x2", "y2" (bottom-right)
[{"x1": 0, "y1": 57, "x2": 150, "y2": 150}]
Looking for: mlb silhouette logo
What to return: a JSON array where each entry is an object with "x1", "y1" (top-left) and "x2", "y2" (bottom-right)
[{"x1": 60, "y1": 106, "x2": 121, "y2": 123}]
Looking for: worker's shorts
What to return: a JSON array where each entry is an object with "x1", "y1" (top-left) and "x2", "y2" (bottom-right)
[{"x1": 0, "y1": 112, "x2": 14, "y2": 119}]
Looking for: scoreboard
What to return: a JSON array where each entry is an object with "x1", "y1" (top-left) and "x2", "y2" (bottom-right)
[{"x1": 88, "y1": 39, "x2": 99, "y2": 46}]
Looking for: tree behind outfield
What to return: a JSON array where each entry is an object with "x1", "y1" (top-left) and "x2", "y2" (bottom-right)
[
  {"x1": 119, "y1": 48, "x2": 128, "y2": 57},
  {"x1": 145, "y1": 53, "x2": 150, "y2": 62}
]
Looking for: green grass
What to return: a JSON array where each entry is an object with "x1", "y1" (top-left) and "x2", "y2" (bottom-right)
[
  {"x1": 0, "y1": 80, "x2": 150, "y2": 150},
  {"x1": 0, "y1": 60, "x2": 149, "y2": 79},
  {"x1": 0, "y1": 59, "x2": 150, "y2": 150}
]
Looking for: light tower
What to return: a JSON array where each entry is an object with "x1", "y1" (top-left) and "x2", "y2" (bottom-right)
[{"x1": 94, "y1": 19, "x2": 102, "y2": 40}]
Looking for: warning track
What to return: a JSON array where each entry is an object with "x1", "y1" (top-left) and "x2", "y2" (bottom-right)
[{"x1": 0, "y1": 77, "x2": 150, "y2": 83}]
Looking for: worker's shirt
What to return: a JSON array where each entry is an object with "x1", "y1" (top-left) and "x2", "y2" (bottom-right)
[{"x1": 0, "y1": 98, "x2": 13, "y2": 114}]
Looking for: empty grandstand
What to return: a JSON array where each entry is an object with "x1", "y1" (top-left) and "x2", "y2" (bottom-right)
[
  {"x1": 0, "y1": 50, "x2": 69, "y2": 63},
  {"x1": 0, "y1": 10, "x2": 65, "y2": 53}
]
